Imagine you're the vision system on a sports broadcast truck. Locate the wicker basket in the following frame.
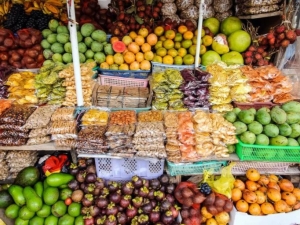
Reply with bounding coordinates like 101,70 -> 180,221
232,161 -> 291,174
98,75 -> 148,88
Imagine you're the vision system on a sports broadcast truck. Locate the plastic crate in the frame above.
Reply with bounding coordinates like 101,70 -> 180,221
167,160 -> 227,176
151,62 -> 195,73
236,139 -> 300,162
233,102 -> 275,110
95,157 -> 164,181
98,75 -> 148,87
232,161 -> 291,173
97,68 -> 150,79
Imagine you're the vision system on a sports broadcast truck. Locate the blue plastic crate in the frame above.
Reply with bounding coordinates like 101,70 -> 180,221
97,68 -> 150,79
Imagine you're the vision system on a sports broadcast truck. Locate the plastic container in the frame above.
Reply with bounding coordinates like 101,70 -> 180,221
98,75 -> 148,87
95,157 -> 164,181
98,0 -> 110,8
232,161 -> 290,173
167,160 -> 227,176
236,139 -> 300,162
233,102 -> 275,110
151,62 -> 195,73
97,68 -> 150,79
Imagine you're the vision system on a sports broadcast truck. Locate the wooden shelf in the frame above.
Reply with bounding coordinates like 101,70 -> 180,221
0,142 -> 71,151
238,11 -> 282,19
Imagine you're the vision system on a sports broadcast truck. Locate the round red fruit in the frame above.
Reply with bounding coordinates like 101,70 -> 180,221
285,30 -> 297,43
269,37 -> 276,45
244,51 -> 253,57
275,25 -> 286,34
277,33 -> 285,40
244,57 -> 253,65
248,45 -> 257,52
281,39 -> 290,48
267,32 -> 275,40
254,53 -> 262,60
257,47 -> 265,54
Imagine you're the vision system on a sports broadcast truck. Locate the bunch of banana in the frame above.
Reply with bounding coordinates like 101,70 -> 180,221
0,1 -> 11,17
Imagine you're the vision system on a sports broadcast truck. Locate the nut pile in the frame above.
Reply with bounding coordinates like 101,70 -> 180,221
0,151 -> 8,180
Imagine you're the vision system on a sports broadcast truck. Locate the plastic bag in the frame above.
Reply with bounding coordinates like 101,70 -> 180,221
50,121 -> 77,135
138,111 -> 163,122
29,127 -> 50,138
0,105 -> 36,125
27,136 -> 51,145
203,162 -> 235,198
77,126 -> 106,142
109,110 -> 136,125
51,107 -> 75,121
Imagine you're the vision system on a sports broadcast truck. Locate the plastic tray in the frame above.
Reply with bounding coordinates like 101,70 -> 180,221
236,139 -> 300,162
233,102 -> 275,110
95,157 -> 164,181
167,160 -> 227,176
98,75 -> 148,87
232,161 -> 291,173
97,68 -> 150,79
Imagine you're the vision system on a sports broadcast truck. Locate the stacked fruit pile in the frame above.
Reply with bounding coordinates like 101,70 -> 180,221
232,169 -> 300,215
225,101 -> 300,151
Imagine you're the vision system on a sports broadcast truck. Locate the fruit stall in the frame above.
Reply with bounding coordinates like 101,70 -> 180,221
0,0 -> 300,224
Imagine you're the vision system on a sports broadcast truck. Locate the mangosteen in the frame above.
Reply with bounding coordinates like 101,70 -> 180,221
106,203 -> 118,215
160,200 -> 171,211
165,194 -> 175,204
104,215 -> 117,225
68,180 -> 79,190
82,194 -> 94,207
84,183 -> 96,194
86,158 -> 94,165
85,173 -> 97,183
126,205 -> 138,218
150,179 -> 160,190
107,181 -> 119,192
78,158 -> 87,169
69,163 -> 79,175
76,170 -> 86,183
95,178 -> 105,189
149,210 -> 160,223
159,174 -> 170,185
89,205 -> 100,217
109,191 -> 121,204
132,196 -> 143,208
166,183 -> 175,194
132,175 -> 143,188
120,195 -> 131,208
117,212 -> 127,225
138,187 -> 149,198
86,164 -> 96,174
142,202 -> 153,214
138,214 -> 149,225
95,196 -> 108,208
121,182 -> 134,195
154,191 -> 165,201
95,215 -> 107,225
161,211 -> 174,225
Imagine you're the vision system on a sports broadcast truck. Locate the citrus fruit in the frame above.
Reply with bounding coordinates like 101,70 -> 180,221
138,28 -> 149,38
154,26 -> 164,36
167,48 -> 178,57
105,55 -> 114,65
174,33 -> 183,42
183,54 -> 195,65
201,50 -> 221,66
113,53 -> 124,65
146,33 -> 158,46
178,25 -> 188,34
135,52 -> 144,62
183,31 -> 194,40
122,35 -> 133,46
181,39 -> 192,49
135,35 -> 145,46
203,17 -> 220,35
156,47 -> 167,57
228,30 -> 251,52
140,60 -> 151,70
152,55 -> 162,63
174,56 -> 183,65
141,43 -> 151,53
159,36 -> 167,41
192,36 -> 198,45
130,61 -> 140,70
129,31 -> 137,40
155,41 -> 163,50
144,51 -> 154,61
124,51 -> 135,64
178,48 -> 187,57
128,42 -> 140,54
165,30 -> 176,39
202,35 -> 213,46
162,55 -> 173,65
221,51 -> 244,65
220,16 -> 242,36
110,36 -> 119,45
163,39 -> 174,49
188,45 -> 197,56
200,45 -> 207,55
174,41 -> 181,49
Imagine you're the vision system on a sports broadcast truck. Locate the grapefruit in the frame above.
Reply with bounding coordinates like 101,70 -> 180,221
201,50 -> 221,66
221,51 -> 244,65
211,34 -> 229,55
228,30 -> 251,53
112,41 -> 126,53
203,18 -> 220,35
220,16 -> 242,36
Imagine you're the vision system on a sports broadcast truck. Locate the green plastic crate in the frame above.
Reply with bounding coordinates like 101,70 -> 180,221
167,160 -> 227,176
236,140 -> 300,162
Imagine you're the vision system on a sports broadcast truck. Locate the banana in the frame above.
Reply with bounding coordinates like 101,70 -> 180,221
45,0 -> 63,7
44,2 -> 59,14
25,6 -> 40,13
33,1 -> 40,8
0,5 -> 5,15
4,1 -> 10,14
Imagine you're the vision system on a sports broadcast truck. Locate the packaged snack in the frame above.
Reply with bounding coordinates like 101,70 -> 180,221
27,136 -> 51,145
50,121 -> 77,135
29,127 -> 50,138
81,109 -> 109,126
77,126 -> 107,142
138,111 -> 163,122
51,107 -> 75,121
0,138 -> 27,146
0,105 -> 36,125
109,110 -> 136,125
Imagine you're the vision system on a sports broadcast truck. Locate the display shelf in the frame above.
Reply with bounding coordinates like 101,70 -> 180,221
193,153 -> 240,162
231,166 -> 300,176
0,142 -> 71,151
238,11 -> 282,19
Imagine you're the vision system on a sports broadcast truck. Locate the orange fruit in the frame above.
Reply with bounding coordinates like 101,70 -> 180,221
167,48 -> 177,57
231,188 -> 242,202
202,35 -> 213,46
119,63 -> 129,70
141,43 -> 151,53
246,168 -> 260,181
200,45 -> 206,55
174,56 -> 183,65
165,30 -> 176,39
174,41 -> 181,49
138,28 -> 149,38
156,47 -> 167,57
135,52 -> 144,62
236,200 -> 249,213
181,39 -> 192,49
163,39 -> 174,50
128,42 -> 140,54
110,36 -> 119,44
183,54 -> 194,65
261,202 -> 275,215
154,26 -> 164,37
192,36 -> 198,45
152,55 -> 162,63
178,25 -> 188,34
248,203 -> 261,215
146,33 -> 158,46
122,36 -> 133,46
135,35 -> 145,46
159,36 -> 167,41
174,33 -> 183,42
140,60 -> 151,70
177,48 -> 187,57
105,55 -> 114,65
124,51 -> 135,64
162,55 -> 173,65
100,62 -> 109,69
144,51 -> 154,61
129,31 -> 137,40
155,41 -> 163,50
234,179 -> 246,191
188,45 -> 197,56
183,31 -> 194,40
130,61 -> 139,70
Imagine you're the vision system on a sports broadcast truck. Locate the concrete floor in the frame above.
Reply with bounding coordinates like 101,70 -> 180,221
0,209 -> 14,225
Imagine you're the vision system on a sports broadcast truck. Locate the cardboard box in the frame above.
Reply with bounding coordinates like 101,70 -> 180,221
230,207 -> 300,225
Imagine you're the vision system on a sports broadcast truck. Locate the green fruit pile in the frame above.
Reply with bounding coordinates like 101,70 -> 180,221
224,101 -> 300,151
4,168 -> 82,225
41,19 -> 113,65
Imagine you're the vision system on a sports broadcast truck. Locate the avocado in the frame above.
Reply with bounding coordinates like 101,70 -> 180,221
23,186 -> 43,212
0,190 -> 14,208
14,166 -> 40,187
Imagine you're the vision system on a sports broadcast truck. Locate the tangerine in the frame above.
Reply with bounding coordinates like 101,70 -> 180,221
167,48 -> 178,57
178,25 -> 188,34
174,56 -> 183,65
119,63 -> 129,70
181,39 -> 193,49
163,39 -> 174,50
188,45 -> 197,56
144,51 -> 154,61
128,42 -> 140,54
156,47 -> 167,57
248,203 -> 261,215
135,52 -> 144,62
162,55 -> 173,65
146,33 -> 158,46
105,55 -> 114,65
183,54 -> 195,65
129,61 -> 139,70
141,43 -> 151,53
236,200 -> 249,212
202,35 -> 213,46
183,31 -> 194,40
124,51 -> 135,64
154,26 -> 164,36
155,41 -> 163,50
129,31 -> 137,40
122,36 -> 133,46
246,169 -> 260,182
200,45 -> 207,55
177,48 -> 187,57
140,60 -> 151,70
110,36 -> 119,45
231,188 -> 242,202
159,36 -> 167,41
138,28 -> 149,38
113,53 -> 124,65
152,55 -> 162,63
261,202 -> 275,215
100,62 -> 109,69
174,41 -> 181,49
135,35 -> 145,46
165,30 -> 176,39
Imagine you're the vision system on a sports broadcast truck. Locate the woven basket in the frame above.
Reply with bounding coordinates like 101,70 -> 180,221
232,161 -> 291,173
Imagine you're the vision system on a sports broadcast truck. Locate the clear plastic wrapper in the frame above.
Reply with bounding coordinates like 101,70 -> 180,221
52,134 -> 78,140
109,111 -> 136,125
105,124 -> 135,137
132,136 -> 164,145
76,140 -> 108,151
240,4 -> 279,15
0,138 -> 27,146
152,101 -> 168,110
136,149 -> 167,158
134,122 -> 166,138
24,105 -> 59,129
6,150 -> 36,159
164,112 -> 178,128
55,139 -> 76,148
242,0 -> 280,7
107,138 -> 133,149
138,111 -> 163,122
193,110 -> 213,132
0,130 -> 29,139
0,105 -> 36,125
27,136 -> 51,145
29,127 -> 50,138
77,126 -> 106,142
0,150 -> 6,159
0,124 -> 28,132
51,107 -> 75,121
82,109 -> 109,126
50,121 -> 77,135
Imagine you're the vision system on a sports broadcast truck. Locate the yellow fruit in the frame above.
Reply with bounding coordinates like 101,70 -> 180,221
181,39 -> 192,49
122,36 -> 133,46
135,35 -> 145,46
188,45 -> 197,56
206,218 -> 218,225
128,42 -> 140,54
129,31 -> 138,40
141,43 -> 151,53
113,53 -> 124,65
174,33 -> 183,42
140,60 -> 151,70
183,54 -> 195,65
119,63 -> 129,70
183,31 -> 194,40
146,33 -> 158,46
144,51 -> 154,61
167,48 -> 178,57
200,45 -> 207,55
155,41 -> 163,50
135,52 -> 144,62
156,47 -> 167,57
110,36 -> 119,45
138,28 -> 149,38
192,36 -> 198,45
165,30 -> 176,39
201,206 -> 213,219
152,55 -> 162,63
163,39 -> 174,50
162,55 -> 173,65
124,51 -> 135,64
100,62 -> 109,69
202,35 -> 213,46
105,55 -> 114,65
178,25 -> 188,34
154,26 -> 164,36
130,61 -> 140,70
174,56 -> 183,65
177,48 -> 187,57
174,41 -> 181,49
159,36 -> 167,41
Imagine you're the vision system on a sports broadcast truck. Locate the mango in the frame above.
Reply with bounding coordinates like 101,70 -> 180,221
232,107 -> 241,115
286,112 -> 300,124
224,111 -> 236,123
240,131 -> 256,144
237,110 -> 255,124
256,108 -> 271,125
264,124 -> 279,137
278,123 -> 292,136
248,108 -> 256,115
289,124 -> 300,138
248,121 -> 263,135
287,138 -> 299,146
270,135 -> 288,146
282,101 -> 300,113
233,121 -> 247,135
270,106 -> 287,124
255,134 -> 269,145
